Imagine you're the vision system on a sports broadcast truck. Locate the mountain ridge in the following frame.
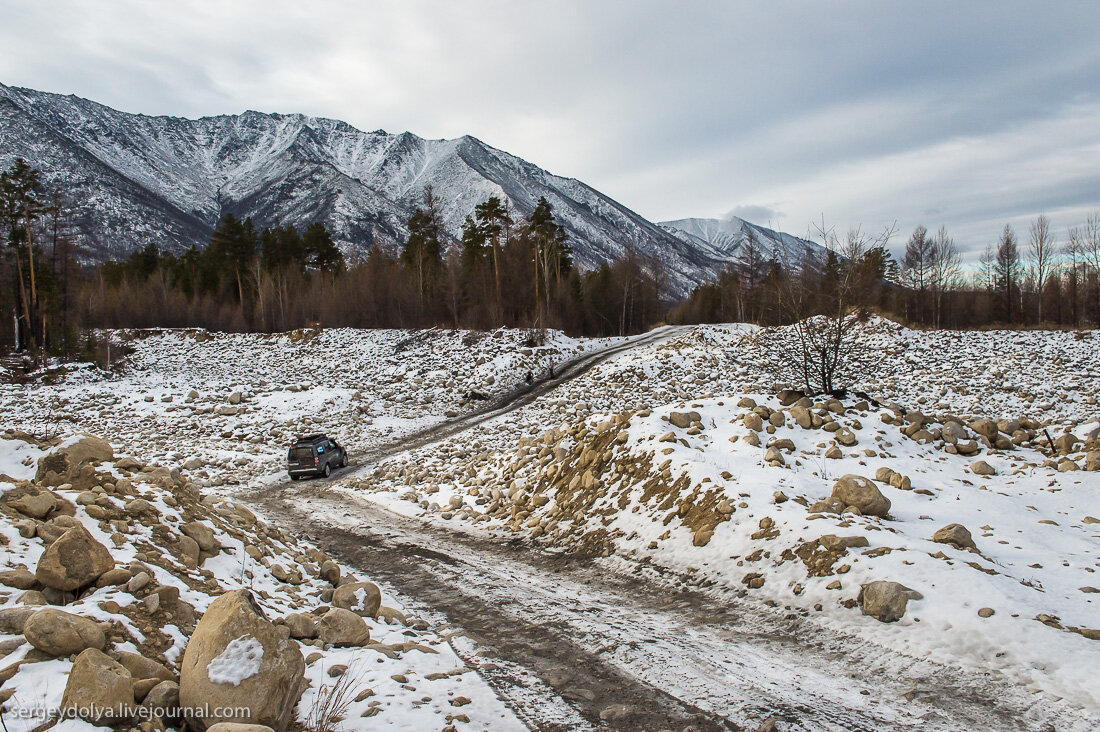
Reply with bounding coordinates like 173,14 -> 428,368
0,82 -> 823,294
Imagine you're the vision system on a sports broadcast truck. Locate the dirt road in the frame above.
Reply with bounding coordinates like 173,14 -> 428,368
240,326 -> 1085,731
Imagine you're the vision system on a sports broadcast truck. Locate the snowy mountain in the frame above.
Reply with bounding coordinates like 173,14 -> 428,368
0,82 -> 760,295
658,215 -> 825,268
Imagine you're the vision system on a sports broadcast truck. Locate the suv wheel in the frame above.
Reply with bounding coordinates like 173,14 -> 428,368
321,463 -> 331,478
340,452 -> 348,467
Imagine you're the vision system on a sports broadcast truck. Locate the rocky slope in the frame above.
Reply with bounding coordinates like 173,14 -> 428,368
0,82 -> 763,294
0,432 -> 520,730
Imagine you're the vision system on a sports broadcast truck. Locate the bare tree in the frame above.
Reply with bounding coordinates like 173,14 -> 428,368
759,220 -> 895,394
1083,211 -> 1100,322
901,225 -> 932,322
1065,226 -> 1082,327
927,226 -> 961,328
1027,214 -> 1055,323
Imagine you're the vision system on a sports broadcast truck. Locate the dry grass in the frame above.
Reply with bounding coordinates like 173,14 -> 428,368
305,663 -> 367,732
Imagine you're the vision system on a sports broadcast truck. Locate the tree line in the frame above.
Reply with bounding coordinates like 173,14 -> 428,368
3,156 -> 1098,360
1,160 -> 666,355
671,214 -> 1100,330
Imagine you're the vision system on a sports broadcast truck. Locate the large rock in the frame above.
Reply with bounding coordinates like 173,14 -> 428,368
858,581 -> 922,623
180,590 -> 305,732
790,405 -> 812,429
114,650 -> 175,682
208,725 -> 276,732
332,581 -> 382,618
24,609 -> 106,656
669,411 -> 700,429
0,606 -> 40,634
970,460 -> 996,476
282,613 -> 320,640
1054,433 -> 1081,455
0,568 -> 38,590
6,486 -> 58,519
36,434 -> 114,481
931,524 -> 977,551
60,648 -> 134,723
830,475 -> 891,517
1086,452 -> 1100,472
777,389 -> 803,406
941,421 -> 969,444
182,521 -> 221,554
319,607 -> 370,647
35,523 -> 115,591
142,680 -> 181,721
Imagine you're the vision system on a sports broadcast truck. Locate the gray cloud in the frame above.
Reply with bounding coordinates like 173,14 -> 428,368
1,0 -> 1098,262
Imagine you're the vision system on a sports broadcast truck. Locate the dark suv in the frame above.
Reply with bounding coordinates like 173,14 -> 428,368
287,434 -> 347,480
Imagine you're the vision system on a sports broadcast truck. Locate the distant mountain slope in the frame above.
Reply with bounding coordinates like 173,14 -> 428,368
1,82 -> 764,295
658,216 -> 824,267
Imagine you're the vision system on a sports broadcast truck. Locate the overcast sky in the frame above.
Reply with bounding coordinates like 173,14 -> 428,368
3,0 -> 1099,259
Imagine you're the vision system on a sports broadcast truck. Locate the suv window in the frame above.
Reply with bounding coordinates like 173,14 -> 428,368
290,446 -> 314,461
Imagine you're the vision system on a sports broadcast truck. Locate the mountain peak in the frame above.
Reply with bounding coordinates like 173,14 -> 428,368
0,82 -> 819,294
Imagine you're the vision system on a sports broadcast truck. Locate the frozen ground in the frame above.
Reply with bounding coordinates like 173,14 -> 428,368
1,320 -> 1098,730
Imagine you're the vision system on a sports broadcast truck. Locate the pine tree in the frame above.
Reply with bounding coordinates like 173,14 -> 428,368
400,186 -> 445,308
1,159 -> 46,350
302,222 -> 343,274
473,196 -> 511,320
994,224 -> 1021,322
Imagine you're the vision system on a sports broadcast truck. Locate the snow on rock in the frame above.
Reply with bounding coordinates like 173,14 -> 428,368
206,634 -> 264,686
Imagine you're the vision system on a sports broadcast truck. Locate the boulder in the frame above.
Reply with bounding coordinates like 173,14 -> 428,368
830,475 -> 890,517
208,725 -> 275,732
931,524 -> 977,551
282,613 -> 320,640
835,430 -> 857,446
969,418 -> 999,439
179,590 -> 305,732
6,486 -> 58,519
1086,452 -> 1100,472
970,460 -> 996,476
0,568 -> 38,590
874,467 -> 896,483
777,389 -> 803,406
0,606 -> 40,634
142,680 -> 180,719
858,581 -> 922,623
743,413 -> 763,432
940,421 -> 968,444
319,607 -> 371,647
669,411 -> 700,429
331,581 -> 382,618
955,440 -> 980,456
60,648 -> 134,723
35,523 -> 115,590
1054,433 -> 1080,455
36,434 -> 114,481
24,609 -> 106,656
790,405 -> 812,429
181,521 -> 221,554
114,650 -> 175,682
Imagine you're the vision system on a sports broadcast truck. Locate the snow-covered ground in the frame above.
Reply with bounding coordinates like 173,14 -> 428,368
2,320 -> 1098,729
0,326 -> 619,487
0,435 -> 521,730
